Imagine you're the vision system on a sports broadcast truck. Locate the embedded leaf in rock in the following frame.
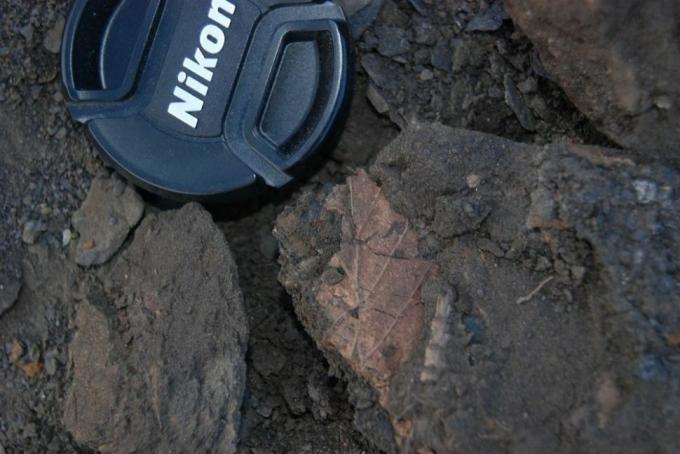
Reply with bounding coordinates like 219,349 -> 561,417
317,170 -> 433,397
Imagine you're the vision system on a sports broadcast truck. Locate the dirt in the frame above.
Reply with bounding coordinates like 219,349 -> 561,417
0,0 -> 676,453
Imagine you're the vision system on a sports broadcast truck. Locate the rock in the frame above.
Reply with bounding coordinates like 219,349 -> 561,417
72,175 -> 144,267
19,24 -> 33,43
61,229 -> 72,247
418,69 -> 433,82
361,53 -> 392,89
504,74 -> 536,131
465,1 -> 509,32
366,83 -> 390,115
0,274 -> 21,318
63,203 -> 248,454
44,349 -> 58,376
375,26 -> 411,58
412,17 -> 437,45
505,0 -> 680,159
8,339 -> 24,364
406,0 -> 427,16
21,220 -> 46,244
42,17 -> 65,54
275,124 -> 680,452
430,41 -> 452,72
339,0 -> 384,39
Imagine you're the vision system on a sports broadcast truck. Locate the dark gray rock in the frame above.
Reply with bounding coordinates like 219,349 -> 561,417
0,276 -> 21,318
433,196 -> 492,238
63,203 -> 248,454
506,0 -> 680,161
466,1 -> 509,32
42,16 -> 64,54
21,220 -> 46,245
332,76 -> 398,165
406,0 -> 428,16
430,41 -> 452,72
339,0 -> 385,39
375,26 -> 411,58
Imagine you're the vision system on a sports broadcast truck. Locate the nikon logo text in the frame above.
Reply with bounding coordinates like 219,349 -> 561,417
167,0 -> 236,128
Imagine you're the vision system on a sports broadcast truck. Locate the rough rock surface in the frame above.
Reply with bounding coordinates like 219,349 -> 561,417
505,0 -> 680,159
275,124 -> 680,453
0,276 -> 21,318
63,203 -> 248,454
71,175 -> 144,267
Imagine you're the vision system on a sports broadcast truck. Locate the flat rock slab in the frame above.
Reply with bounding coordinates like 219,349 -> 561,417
72,175 -> 144,267
275,124 -> 680,453
506,0 -> 680,160
64,203 -> 248,454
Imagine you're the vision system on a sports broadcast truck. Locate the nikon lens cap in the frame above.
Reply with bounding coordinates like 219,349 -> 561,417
62,0 -> 349,200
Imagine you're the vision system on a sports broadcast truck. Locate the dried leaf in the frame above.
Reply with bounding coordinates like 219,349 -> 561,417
317,170 -> 433,395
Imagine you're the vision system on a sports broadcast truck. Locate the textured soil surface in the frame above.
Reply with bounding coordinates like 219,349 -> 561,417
1,0 -> 677,453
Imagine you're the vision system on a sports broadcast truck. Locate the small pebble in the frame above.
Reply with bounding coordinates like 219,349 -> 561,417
466,174 -> 481,189
654,95 -> 671,110
259,233 -> 279,260
22,220 -> 47,244
419,69 -> 434,81
44,350 -> 58,375
19,24 -> 34,43
62,229 -> 72,247
8,339 -> 24,364
633,180 -> 657,204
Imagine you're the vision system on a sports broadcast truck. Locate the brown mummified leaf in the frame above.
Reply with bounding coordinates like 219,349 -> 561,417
317,170 -> 433,396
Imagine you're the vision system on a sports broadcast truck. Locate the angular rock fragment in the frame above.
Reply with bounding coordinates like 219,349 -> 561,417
465,1 -> 509,32
339,0 -> 385,39
0,274 -> 21,318
21,220 -> 46,245
72,174 -> 144,267
42,16 -> 64,54
504,74 -> 536,131
375,26 -> 411,58
506,0 -> 680,159
276,124 -> 680,453
64,203 -> 248,454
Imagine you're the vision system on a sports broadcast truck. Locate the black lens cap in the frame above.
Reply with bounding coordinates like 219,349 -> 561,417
61,0 -> 350,200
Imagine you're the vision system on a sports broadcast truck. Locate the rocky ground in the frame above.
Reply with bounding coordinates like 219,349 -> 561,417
1,0 -> 678,453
